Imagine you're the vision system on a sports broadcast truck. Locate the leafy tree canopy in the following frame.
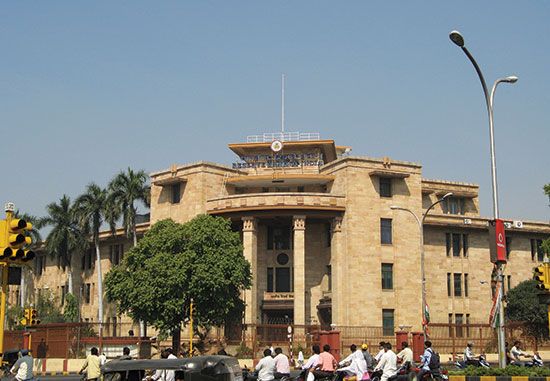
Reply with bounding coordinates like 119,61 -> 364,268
105,215 -> 251,336
506,279 -> 548,342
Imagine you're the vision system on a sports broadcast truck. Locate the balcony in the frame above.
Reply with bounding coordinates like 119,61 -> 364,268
206,192 -> 345,214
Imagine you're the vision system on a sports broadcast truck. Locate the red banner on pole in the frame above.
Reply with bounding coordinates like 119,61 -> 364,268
489,219 -> 507,263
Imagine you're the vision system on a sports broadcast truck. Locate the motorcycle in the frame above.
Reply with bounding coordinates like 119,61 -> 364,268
454,354 -> 490,369
410,367 -> 448,381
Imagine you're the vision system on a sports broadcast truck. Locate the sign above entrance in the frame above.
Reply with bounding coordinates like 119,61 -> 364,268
232,152 -> 324,169
271,140 -> 283,152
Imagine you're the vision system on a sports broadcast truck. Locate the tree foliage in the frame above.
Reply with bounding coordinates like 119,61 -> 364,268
63,293 -> 79,322
105,215 -> 251,337
506,279 -> 548,343
36,289 -> 66,323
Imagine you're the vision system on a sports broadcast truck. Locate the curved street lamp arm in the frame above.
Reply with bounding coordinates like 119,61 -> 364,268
421,193 -> 453,225
461,46 -> 491,112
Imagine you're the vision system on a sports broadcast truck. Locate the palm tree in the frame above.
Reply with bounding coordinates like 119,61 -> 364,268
40,196 -> 86,296
14,211 -> 44,307
73,183 -> 112,327
108,168 -> 150,246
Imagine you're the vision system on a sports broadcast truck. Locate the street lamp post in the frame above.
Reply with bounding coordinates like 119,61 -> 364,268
449,30 -> 518,369
391,192 -> 453,340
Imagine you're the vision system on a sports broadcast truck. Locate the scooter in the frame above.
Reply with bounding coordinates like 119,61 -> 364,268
455,354 -> 490,369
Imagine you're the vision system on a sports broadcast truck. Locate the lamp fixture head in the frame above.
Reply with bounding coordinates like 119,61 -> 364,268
449,30 -> 465,47
504,75 -> 519,83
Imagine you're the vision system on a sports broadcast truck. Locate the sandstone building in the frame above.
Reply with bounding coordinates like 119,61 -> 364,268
14,133 -> 550,336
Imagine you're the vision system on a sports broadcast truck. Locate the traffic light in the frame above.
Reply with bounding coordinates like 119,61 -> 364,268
534,265 -> 550,291
0,217 -> 35,262
29,308 -> 40,325
20,308 -> 31,326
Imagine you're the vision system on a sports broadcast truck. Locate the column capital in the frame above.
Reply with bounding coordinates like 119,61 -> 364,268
332,216 -> 343,233
242,217 -> 257,232
293,215 -> 306,231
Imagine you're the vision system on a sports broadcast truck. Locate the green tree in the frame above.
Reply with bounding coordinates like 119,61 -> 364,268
41,195 -> 87,295
36,289 -> 66,323
108,168 -> 150,247
63,293 -> 79,322
506,279 -> 548,345
105,215 -> 251,346
74,183 -> 113,328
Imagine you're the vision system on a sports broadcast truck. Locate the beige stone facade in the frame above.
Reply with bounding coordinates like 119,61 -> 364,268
11,135 -> 550,334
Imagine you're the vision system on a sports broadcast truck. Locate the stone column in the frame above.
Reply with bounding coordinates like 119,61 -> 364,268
293,215 -> 306,326
242,217 -> 258,326
331,216 -> 344,326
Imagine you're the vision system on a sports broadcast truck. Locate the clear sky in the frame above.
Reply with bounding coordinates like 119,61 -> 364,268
1,1 -> 549,223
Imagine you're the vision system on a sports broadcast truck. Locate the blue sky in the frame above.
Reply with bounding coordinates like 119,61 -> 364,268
1,1 -> 549,223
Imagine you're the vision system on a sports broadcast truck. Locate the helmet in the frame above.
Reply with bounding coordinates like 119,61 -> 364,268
20,349 -> 29,356
361,344 -> 368,350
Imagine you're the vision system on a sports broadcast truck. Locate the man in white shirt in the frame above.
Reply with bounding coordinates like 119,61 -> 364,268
337,344 -> 367,381
510,341 -> 531,366
302,345 -> 321,381
374,342 -> 386,363
464,342 -> 480,366
396,342 -> 413,366
374,343 -> 397,381
256,349 -> 276,381
273,347 -> 290,378
151,349 -> 175,381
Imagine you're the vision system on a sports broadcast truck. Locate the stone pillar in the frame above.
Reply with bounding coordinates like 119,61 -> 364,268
293,215 -> 306,326
331,216 -> 344,326
242,217 -> 258,326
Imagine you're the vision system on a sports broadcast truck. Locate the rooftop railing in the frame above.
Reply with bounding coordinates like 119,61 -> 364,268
246,132 -> 320,143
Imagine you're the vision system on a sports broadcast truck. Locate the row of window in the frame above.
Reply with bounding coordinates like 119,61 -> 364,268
60,283 -> 93,305
446,273 -> 469,297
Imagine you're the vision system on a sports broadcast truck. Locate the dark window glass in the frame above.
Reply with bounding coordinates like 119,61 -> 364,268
531,239 -> 537,261
267,268 -> 274,292
452,234 -> 461,257
84,283 -> 91,304
507,275 -> 511,291
61,285 -> 66,306
379,178 -> 392,197
110,244 -> 124,265
506,237 -> 512,259
381,264 -> 393,290
327,265 -> 332,291
463,234 -> 469,257
446,233 -> 451,256
448,314 -> 453,337
275,267 -> 291,292
454,273 -> 462,297
267,226 -> 274,250
464,273 -> 469,297
297,186 -> 305,193
382,309 -> 394,336
455,314 -> 464,337
326,223 -> 331,247
466,314 -> 471,336
537,239 -> 544,262
171,183 -> 181,204
447,273 -> 451,296
446,197 -> 465,215
262,187 -> 269,193
381,219 -> 392,244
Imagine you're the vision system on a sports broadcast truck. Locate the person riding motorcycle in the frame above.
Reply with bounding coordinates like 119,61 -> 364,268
373,342 -> 397,381
336,344 -> 367,381
464,342 -> 480,366
312,345 -> 338,380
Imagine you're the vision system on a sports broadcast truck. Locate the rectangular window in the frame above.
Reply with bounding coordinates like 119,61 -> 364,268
447,273 -> 452,297
466,314 -> 471,336
537,239 -> 544,262
297,186 -> 305,193
267,225 -> 291,250
463,234 -> 469,257
382,309 -> 395,336
267,268 -> 274,292
464,273 -> 469,297
506,237 -> 512,259
379,177 -> 392,197
381,264 -> 393,290
507,275 -> 512,291
381,218 -> 392,244
531,239 -> 544,262
446,197 -> 465,215
446,233 -> 452,256
110,244 -> 124,265
326,223 -> 331,247
327,265 -> 332,291
452,234 -> 461,257
455,314 -> 464,337
35,256 -> 45,276
61,285 -> 66,306
171,183 -> 181,204
262,187 -> 269,193
275,267 -> 291,292
448,314 -> 453,337
454,273 -> 462,297
84,283 -> 91,304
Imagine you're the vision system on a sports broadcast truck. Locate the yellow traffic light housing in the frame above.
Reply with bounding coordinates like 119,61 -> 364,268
20,308 -> 31,326
534,265 -> 550,291
0,217 -> 35,262
29,308 -> 40,326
